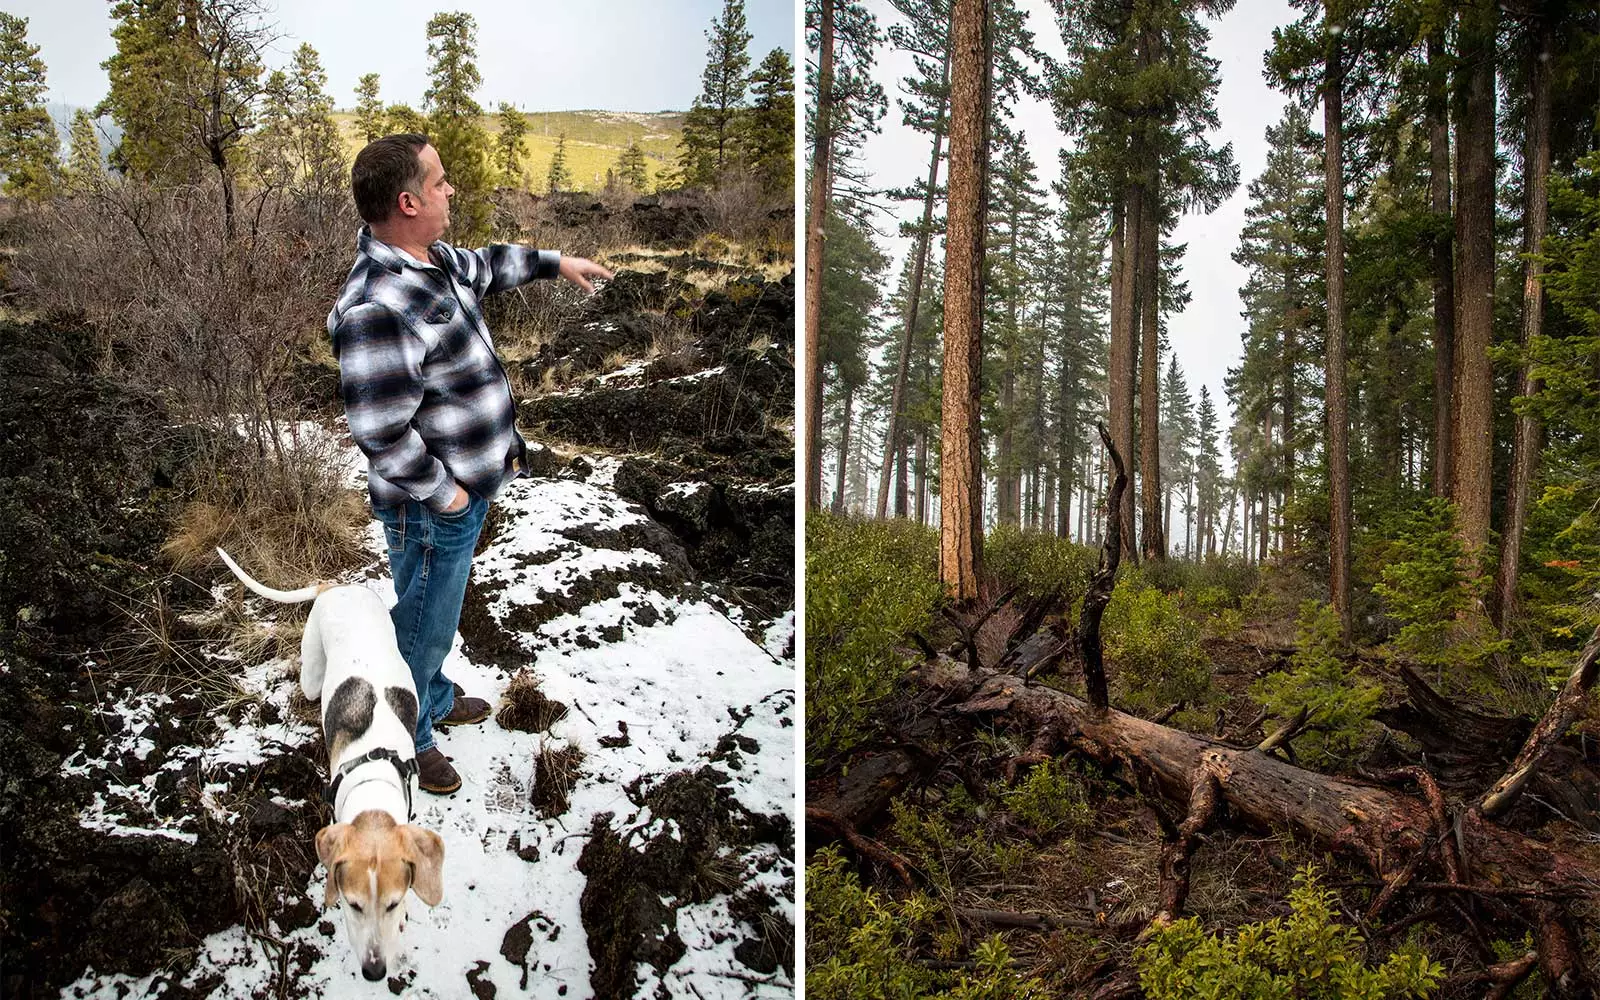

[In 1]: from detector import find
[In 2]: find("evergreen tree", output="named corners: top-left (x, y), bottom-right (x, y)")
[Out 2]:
top-left (1052, 0), bottom-right (1239, 562)
top-left (354, 72), bottom-right (386, 142)
top-left (1195, 385), bottom-right (1222, 557)
top-left (423, 11), bottom-right (493, 243)
top-left (253, 43), bottom-right (344, 216)
top-left (804, 0), bottom-right (888, 509)
top-left (546, 132), bottom-right (571, 193)
top-left (742, 47), bottom-right (794, 194)
top-left (615, 140), bottom-right (649, 192)
top-left (495, 102), bottom-right (527, 187)
top-left (1159, 355), bottom-right (1196, 555)
top-left (822, 202), bottom-right (887, 511)
top-left (99, 0), bottom-right (269, 231)
top-left (0, 12), bottom-right (58, 199)
top-left (939, 0), bottom-right (987, 599)
top-left (677, 0), bottom-right (753, 186)
top-left (385, 103), bottom-right (428, 135)
top-left (62, 109), bottom-right (105, 193)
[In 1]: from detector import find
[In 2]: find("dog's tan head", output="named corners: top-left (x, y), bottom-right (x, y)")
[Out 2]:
top-left (316, 810), bottom-right (444, 982)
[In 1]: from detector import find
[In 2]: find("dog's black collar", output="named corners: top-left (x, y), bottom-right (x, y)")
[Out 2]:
top-left (324, 748), bottom-right (418, 822)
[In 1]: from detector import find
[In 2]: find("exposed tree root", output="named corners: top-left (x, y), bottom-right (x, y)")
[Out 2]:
top-left (954, 906), bottom-right (1104, 933)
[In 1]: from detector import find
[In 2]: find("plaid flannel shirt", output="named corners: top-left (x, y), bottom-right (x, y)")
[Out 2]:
top-left (328, 227), bottom-right (560, 512)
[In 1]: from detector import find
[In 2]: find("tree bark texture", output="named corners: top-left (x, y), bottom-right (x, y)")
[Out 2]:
top-left (1428, 29), bottom-right (1456, 500)
top-left (803, 0), bottom-right (835, 511)
top-left (1139, 175), bottom-right (1164, 562)
top-left (1324, 20), bottom-right (1353, 642)
top-left (1495, 16), bottom-right (1552, 633)
top-left (1452, 0), bottom-right (1497, 561)
top-left (939, 0), bottom-right (989, 600)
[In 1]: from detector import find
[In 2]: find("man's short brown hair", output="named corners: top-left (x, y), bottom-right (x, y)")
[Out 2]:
top-left (351, 133), bottom-right (430, 224)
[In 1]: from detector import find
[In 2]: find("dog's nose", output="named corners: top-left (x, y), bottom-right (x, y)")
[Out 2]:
top-left (362, 959), bottom-right (385, 982)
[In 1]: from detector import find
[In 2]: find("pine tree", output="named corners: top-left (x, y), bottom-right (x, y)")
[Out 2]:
top-left (424, 11), bottom-right (493, 243)
top-left (1053, 0), bottom-right (1239, 562)
top-left (677, 0), bottom-right (753, 186)
top-left (1160, 355), bottom-right (1196, 555)
top-left (495, 102), bottom-right (527, 187)
top-left (1195, 386), bottom-right (1222, 557)
top-left (99, 0), bottom-right (270, 232)
top-left (354, 73), bottom-right (386, 142)
top-left (385, 103), bottom-right (428, 135)
top-left (742, 47), bottom-right (794, 194)
top-left (62, 109), bottom-right (105, 193)
top-left (940, 0), bottom-right (988, 599)
top-left (804, 0), bottom-right (888, 509)
top-left (546, 132), bottom-right (571, 193)
top-left (0, 12), bottom-right (59, 199)
top-left (253, 43), bottom-right (344, 215)
top-left (615, 140), bottom-right (649, 192)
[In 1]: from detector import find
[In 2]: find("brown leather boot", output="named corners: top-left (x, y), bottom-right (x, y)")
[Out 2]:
top-left (416, 747), bottom-right (461, 794)
top-left (438, 695), bottom-right (492, 728)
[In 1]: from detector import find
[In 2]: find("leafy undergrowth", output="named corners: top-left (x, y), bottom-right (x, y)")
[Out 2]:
top-left (803, 525), bottom-right (1561, 997)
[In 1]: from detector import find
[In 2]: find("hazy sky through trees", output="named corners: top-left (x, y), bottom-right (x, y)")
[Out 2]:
top-left (12, 0), bottom-right (795, 114)
top-left (859, 0), bottom-right (1295, 423)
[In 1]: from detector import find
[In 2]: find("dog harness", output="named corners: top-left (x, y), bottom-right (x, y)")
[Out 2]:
top-left (324, 748), bottom-right (418, 822)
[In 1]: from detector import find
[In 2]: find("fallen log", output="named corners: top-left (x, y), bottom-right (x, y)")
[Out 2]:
top-left (917, 657), bottom-right (1600, 900)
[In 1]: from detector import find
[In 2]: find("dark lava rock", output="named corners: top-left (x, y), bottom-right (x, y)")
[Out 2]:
top-left (524, 345), bottom-right (791, 452)
top-left (83, 877), bottom-right (189, 975)
top-left (467, 960), bottom-right (497, 1000)
top-left (501, 910), bottom-right (558, 991)
top-left (577, 766), bottom-right (794, 1000)
top-left (247, 797), bottom-right (296, 839)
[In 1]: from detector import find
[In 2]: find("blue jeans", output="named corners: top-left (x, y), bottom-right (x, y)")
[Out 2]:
top-left (373, 493), bottom-right (488, 753)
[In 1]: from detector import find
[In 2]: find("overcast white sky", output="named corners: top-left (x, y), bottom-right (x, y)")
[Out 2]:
top-left (860, 0), bottom-right (1297, 430)
top-left (11, 0), bottom-right (795, 114)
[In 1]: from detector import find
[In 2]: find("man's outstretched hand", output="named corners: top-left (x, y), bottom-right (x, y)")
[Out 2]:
top-left (558, 256), bottom-right (614, 293)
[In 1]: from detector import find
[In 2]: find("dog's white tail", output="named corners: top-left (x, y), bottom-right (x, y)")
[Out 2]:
top-left (215, 547), bottom-right (329, 604)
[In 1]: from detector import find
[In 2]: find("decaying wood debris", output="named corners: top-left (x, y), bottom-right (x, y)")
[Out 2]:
top-left (810, 425), bottom-right (1600, 996)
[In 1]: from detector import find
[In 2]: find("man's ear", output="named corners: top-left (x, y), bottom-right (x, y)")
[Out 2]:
top-left (397, 190), bottom-right (419, 217)
top-left (401, 826), bottom-right (445, 906)
top-left (316, 823), bottom-right (351, 907)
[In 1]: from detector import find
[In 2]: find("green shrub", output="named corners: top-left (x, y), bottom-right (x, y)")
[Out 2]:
top-left (1250, 601), bottom-right (1383, 768)
top-left (1000, 759), bottom-right (1093, 838)
top-left (806, 847), bottom-right (1045, 1000)
top-left (985, 525), bottom-right (1095, 599)
top-left (805, 513), bottom-right (942, 766)
top-left (1136, 866), bottom-right (1444, 1000)
top-left (1103, 578), bottom-right (1213, 712)
top-left (1371, 497), bottom-right (1509, 692)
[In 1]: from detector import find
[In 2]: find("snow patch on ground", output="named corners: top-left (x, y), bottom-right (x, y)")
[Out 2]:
top-left (63, 464), bottom-right (794, 999)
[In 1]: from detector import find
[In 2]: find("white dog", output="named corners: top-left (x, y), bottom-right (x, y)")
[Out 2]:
top-left (217, 548), bottom-right (445, 983)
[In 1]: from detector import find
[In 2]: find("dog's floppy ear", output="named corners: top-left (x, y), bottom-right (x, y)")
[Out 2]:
top-left (316, 823), bottom-right (351, 907)
top-left (400, 826), bottom-right (445, 906)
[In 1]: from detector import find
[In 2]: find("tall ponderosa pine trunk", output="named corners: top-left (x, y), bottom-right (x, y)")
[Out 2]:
top-left (1324, 13), bottom-right (1353, 642)
top-left (1496, 17), bottom-right (1553, 632)
top-left (1427, 29), bottom-right (1455, 500)
top-left (1000, 354), bottom-right (1017, 525)
top-left (803, 0), bottom-right (835, 510)
top-left (1109, 191), bottom-right (1141, 564)
top-left (939, 0), bottom-right (990, 600)
top-left (916, 430), bottom-right (929, 525)
top-left (895, 440), bottom-right (909, 516)
top-left (877, 42), bottom-right (951, 520)
top-left (1452, 0), bottom-right (1497, 563)
top-left (832, 384), bottom-right (854, 512)
top-left (1281, 264), bottom-right (1297, 554)
top-left (1139, 173), bottom-right (1164, 561)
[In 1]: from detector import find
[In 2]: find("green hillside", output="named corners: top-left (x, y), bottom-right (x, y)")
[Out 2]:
top-left (332, 110), bottom-right (686, 193)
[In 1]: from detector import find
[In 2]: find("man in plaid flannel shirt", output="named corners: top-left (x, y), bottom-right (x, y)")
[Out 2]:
top-left (329, 134), bottom-right (612, 793)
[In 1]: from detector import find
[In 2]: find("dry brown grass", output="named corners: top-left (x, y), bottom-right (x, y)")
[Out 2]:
top-left (161, 433), bottom-right (370, 587)
top-left (496, 670), bottom-right (570, 733)
top-left (531, 742), bottom-right (585, 818)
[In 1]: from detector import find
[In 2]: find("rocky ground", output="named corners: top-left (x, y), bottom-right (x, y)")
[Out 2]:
top-left (0, 230), bottom-right (796, 1000)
